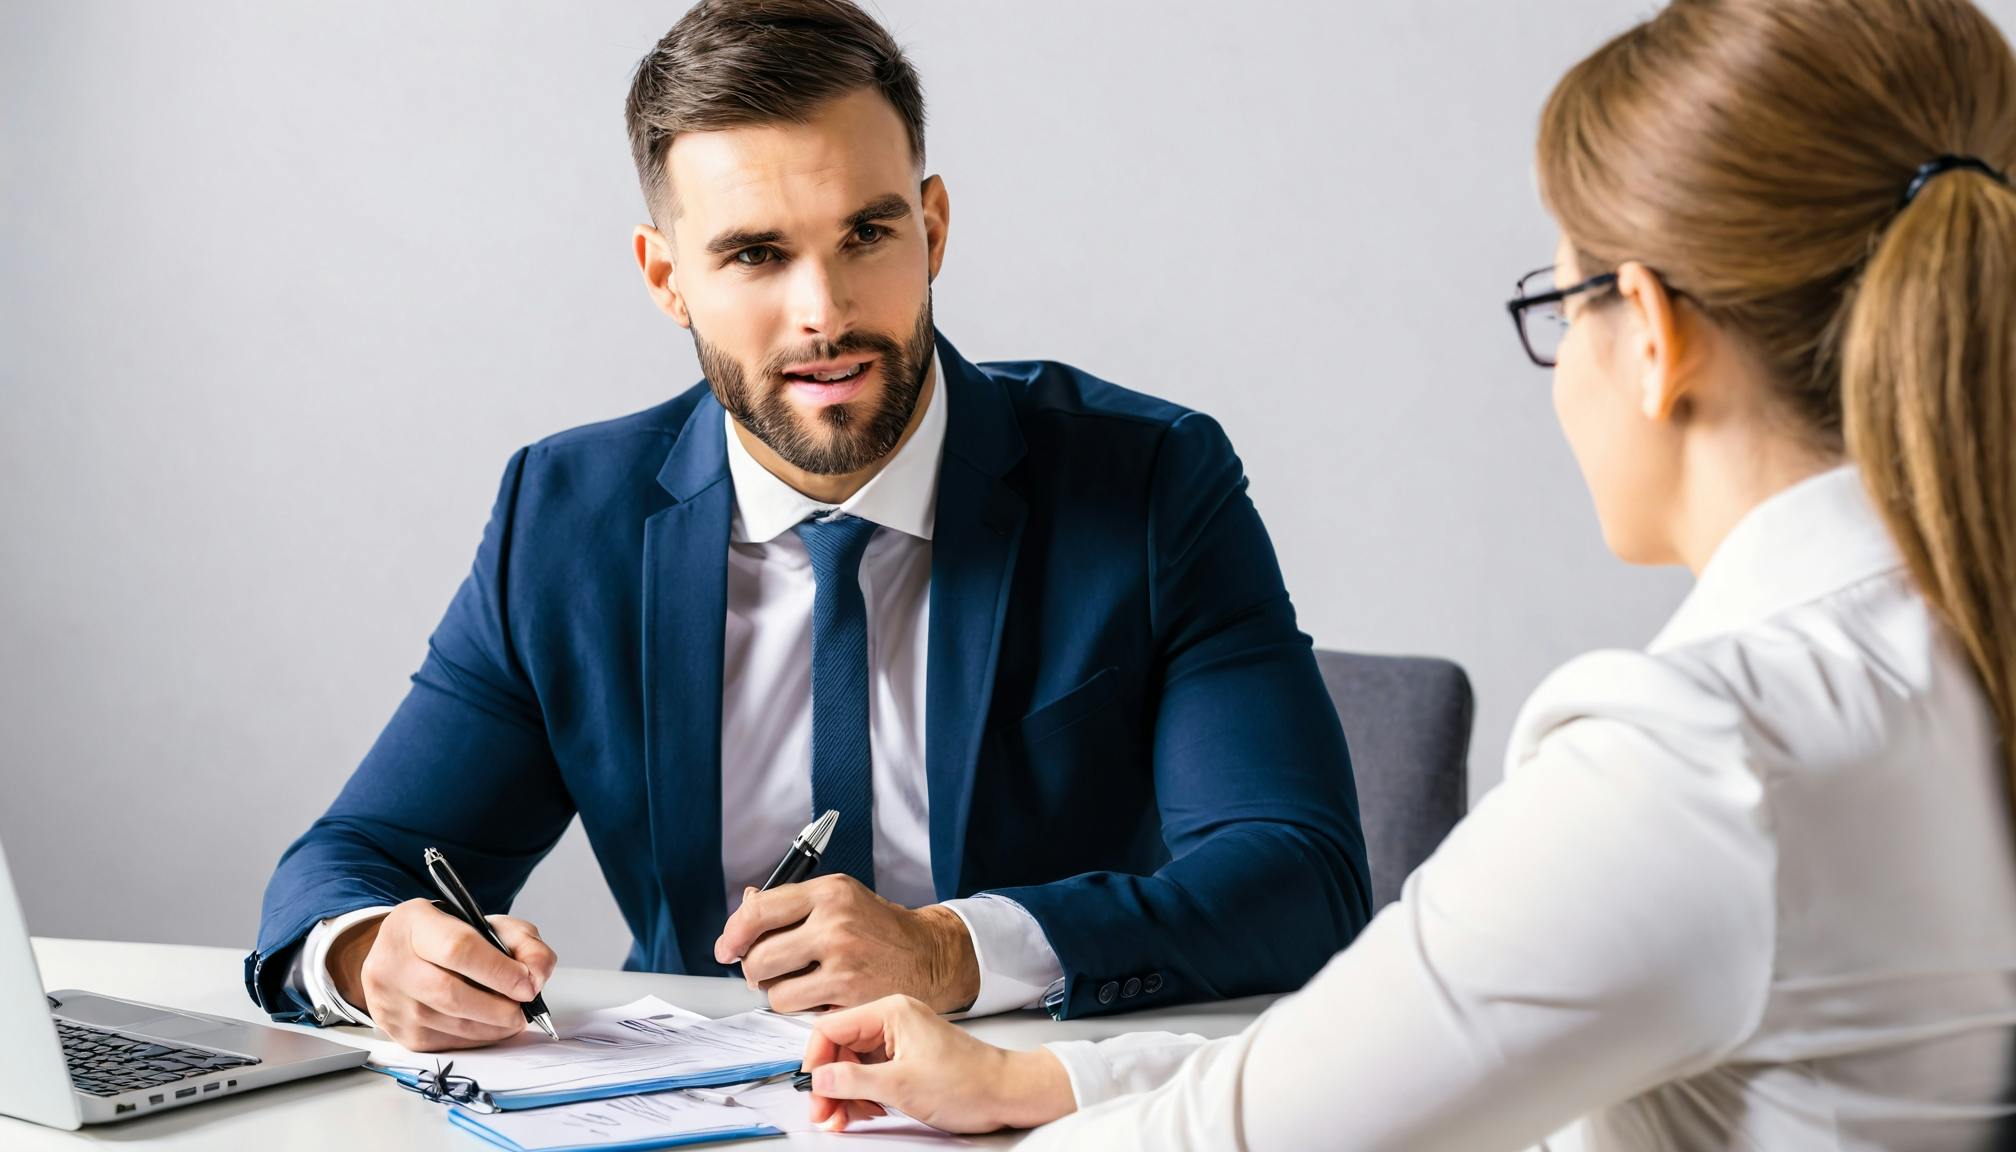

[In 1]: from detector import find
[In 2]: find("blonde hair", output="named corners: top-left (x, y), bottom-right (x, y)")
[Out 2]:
top-left (1538, 0), bottom-right (2016, 794)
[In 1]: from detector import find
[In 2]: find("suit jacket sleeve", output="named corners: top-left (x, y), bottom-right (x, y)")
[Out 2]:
top-left (243, 447), bottom-right (576, 1021)
top-left (982, 412), bottom-right (1372, 1019)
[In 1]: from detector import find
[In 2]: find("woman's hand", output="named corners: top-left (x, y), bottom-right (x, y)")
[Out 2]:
top-left (800, 994), bottom-right (1078, 1133)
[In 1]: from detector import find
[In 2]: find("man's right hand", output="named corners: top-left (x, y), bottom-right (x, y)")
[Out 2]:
top-left (328, 897), bottom-right (558, 1052)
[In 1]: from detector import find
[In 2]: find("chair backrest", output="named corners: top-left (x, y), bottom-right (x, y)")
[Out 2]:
top-left (1314, 650), bottom-right (1474, 913)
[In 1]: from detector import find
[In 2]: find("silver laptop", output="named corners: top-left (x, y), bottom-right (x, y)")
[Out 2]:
top-left (0, 838), bottom-right (366, 1129)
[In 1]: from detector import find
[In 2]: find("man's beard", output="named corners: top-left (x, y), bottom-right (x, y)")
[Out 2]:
top-left (693, 296), bottom-right (934, 477)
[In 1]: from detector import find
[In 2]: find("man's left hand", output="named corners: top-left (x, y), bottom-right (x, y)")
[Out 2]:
top-left (713, 875), bottom-right (981, 1014)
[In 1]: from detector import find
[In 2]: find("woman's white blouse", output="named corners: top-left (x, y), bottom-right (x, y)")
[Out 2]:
top-left (1024, 468), bottom-right (2016, 1151)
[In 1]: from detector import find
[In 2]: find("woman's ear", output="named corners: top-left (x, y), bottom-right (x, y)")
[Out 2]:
top-left (1615, 260), bottom-right (1691, 423)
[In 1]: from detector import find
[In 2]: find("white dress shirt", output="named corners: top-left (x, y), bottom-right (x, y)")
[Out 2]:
top-left (1028, 467), bottom-right (2016, 1151)
top-left (296, 357), bottom-right (1064, 1024)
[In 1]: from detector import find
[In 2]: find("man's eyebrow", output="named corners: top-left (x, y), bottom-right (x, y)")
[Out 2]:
top-left (704, 227), bottom-right (784, 257)
top-left (845, 195), bottom-right (912, 230)
top-left (701, 197), bottom-right (909, 256)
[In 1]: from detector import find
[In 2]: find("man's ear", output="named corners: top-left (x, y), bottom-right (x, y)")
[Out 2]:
top-left (634, 224), bottom-right (691, 328)
top-left (1615, 260), bottom-right (1691, 423)
top-left (920, 174), bottom-right (950, 284)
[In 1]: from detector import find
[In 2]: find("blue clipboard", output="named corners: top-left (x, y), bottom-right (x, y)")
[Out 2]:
top-left (371, 1057), bottom-right (804, 1111)
top-left (444, 1104), bottom-right (785, 1151)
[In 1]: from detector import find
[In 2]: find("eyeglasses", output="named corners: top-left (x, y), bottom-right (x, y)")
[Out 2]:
top-left (1505, 266), bottom-right (1619, 368)
top-left (385, 1060), bottom-right (498, 1113)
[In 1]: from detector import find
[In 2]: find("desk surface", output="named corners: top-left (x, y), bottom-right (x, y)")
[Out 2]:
top-left (7, 938), bottom-right (1271, 1149)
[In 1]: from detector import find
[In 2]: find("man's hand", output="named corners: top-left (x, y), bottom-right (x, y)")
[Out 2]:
top-left (801, 995), bottom-right (1077, 1133)
top-left (713, 875), bottom-right (980, 1014)
top-left (328, 897), bottom-right (558, 1052)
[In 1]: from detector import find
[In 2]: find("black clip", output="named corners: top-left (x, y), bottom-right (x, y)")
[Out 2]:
top-left (389, 1060), bottom-right (499, 1114)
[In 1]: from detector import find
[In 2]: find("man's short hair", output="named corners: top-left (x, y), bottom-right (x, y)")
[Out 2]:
top-left (624, 0), bottom-right (927, 225)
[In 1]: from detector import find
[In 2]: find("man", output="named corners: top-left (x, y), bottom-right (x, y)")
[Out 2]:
top-left (247, 0), bottom-right (1370, 1052)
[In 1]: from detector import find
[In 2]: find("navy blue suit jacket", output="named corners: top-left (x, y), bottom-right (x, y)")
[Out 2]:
top-left (248, 335), bottom-right (1370, 1022)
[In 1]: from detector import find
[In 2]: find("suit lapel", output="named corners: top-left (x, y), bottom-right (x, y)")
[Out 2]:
top-left (925, 337), bottom-right (1027, 899)
top-left (643, 395), bottom-right (734, 975)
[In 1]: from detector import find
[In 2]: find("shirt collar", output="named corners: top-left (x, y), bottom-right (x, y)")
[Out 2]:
top-left (724, 352), bottom-right (946, 545)
top-left (1649, 465), bottom-right (1906, 653)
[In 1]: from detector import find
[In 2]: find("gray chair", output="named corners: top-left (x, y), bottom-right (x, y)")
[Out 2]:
top-left (1314, 650), bottom-right (1474, 913)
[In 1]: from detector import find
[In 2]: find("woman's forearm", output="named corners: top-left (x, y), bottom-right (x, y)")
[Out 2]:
top-left (991, 1047), bottom-right (1079, 1129)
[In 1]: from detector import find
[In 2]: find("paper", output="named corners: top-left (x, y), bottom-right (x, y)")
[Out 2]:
top-left (727, 1080), bottom-right (981, 1147)
top-left (446, 1077), bottom-right (981, 1150)
top-left (368, 996), bottom-right (811, 1106)
top-left (696, 1080), bottom-right (818, 1133)
top-left (448, 1089), bottom-right (779, 1150)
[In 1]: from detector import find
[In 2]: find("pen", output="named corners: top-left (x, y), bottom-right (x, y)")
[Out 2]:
top-left (761, 810), bottom-right (839, 891)
top-left (683, 1068), bottom-right (803, 1104)
top-left (422, 846), bottom-right (560, 1041)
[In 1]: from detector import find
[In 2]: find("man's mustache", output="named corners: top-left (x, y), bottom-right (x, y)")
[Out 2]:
top-left (759, 333), bottom-right (902, 379)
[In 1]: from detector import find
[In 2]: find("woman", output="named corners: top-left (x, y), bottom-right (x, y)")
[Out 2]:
top-left (795, 0), bottom-right (2016, 1147)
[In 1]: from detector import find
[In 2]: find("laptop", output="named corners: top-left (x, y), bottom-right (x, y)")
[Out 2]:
top-left (0, 837), bottom-right (367, 1129)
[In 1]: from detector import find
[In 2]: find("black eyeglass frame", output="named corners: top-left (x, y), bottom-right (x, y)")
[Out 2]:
top-left (1505, 268), bottom-right (1620, 368)
top-left (385, 1060), bottom-right (500, 1113)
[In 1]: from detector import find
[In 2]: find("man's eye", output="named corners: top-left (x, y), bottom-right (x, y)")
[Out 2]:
top-left (734, 246), bottom-right (780, 267)
top-left (852, 223), bottom-right (885, 245)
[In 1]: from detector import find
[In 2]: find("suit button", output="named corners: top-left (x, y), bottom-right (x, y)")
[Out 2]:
top-left (1097, 981), bottom-right (1119, 1005)
top-left (1121, 977), bottom-right (1142, 999)
top-left (1143, 972), bottom-right (1163, 994)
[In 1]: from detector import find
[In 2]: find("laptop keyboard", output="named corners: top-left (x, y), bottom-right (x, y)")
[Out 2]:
top-left (56, 1020), bottom-right (261, 1097)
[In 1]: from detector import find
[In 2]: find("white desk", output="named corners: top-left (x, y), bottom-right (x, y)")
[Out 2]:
top-left (7, 938), bottom-right (1273, 1149)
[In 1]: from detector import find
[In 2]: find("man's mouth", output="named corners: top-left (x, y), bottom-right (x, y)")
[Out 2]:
top-left (781, 358), bottom-right (874, 384)
top-left (779, 357), bottom-right (877, 408)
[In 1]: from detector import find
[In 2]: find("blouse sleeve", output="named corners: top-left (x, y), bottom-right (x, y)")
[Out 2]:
top-left (1018, 650), bottom-right (1777, 1152)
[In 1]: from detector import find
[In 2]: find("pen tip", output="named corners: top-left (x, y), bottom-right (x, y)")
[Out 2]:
top-left (535, 1014), bottom-right (559, 1041)
top-left (807, 809), bottom-right (839, 854)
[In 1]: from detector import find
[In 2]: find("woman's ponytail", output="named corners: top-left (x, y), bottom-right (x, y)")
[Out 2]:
top-left (1843, 168), bottom-right (2016, 787)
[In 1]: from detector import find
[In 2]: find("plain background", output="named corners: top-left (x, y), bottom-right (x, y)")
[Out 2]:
top-left (8, 0), bottom-right (2008, 967)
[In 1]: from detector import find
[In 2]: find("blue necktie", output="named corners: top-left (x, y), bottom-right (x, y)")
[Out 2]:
top-left (795, 514), bottom-right (880, 890)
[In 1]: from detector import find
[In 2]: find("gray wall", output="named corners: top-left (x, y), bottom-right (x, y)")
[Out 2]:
top-left (8, 1), bottom-right (2001, 966)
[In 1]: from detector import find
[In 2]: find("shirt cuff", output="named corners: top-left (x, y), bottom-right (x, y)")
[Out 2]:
top-left (940, 894), bottom-right (1064, 1017)
top-left (295, 905), bottom-right (395, 1027)
top-left (1042, 1031), bottom-right (1210, 1109)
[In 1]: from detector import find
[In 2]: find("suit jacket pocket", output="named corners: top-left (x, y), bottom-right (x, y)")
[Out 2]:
top-left (1015, 665), bottom-right (1121, 749)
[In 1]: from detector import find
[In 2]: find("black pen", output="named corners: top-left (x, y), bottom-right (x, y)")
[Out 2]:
top-left (423, 847), bottom-right (559, 1041)
top-left (761, 810), bottom-right (839, 891)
